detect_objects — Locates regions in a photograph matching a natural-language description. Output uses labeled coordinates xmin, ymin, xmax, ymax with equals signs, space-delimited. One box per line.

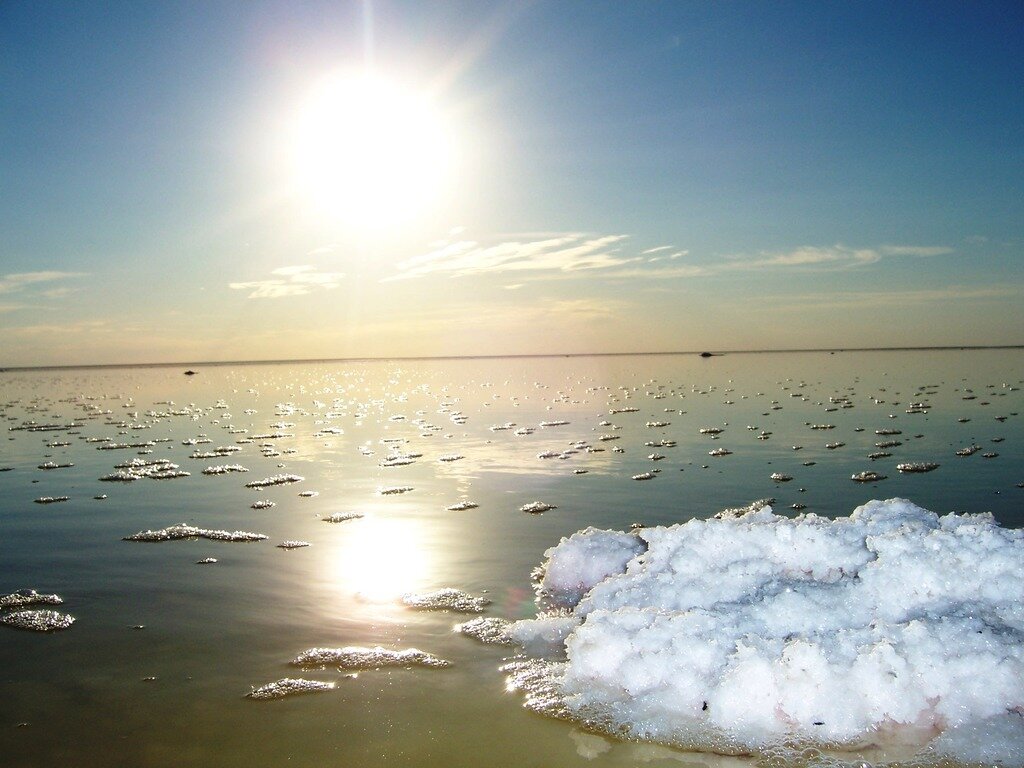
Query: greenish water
xmin=0 ymin=350 xmax=1021 ymax=767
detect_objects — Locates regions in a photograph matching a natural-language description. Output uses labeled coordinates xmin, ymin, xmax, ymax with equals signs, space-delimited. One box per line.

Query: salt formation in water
xmin=276 ymin=540 xmax=310 ymax=549
xmin=245 ymin=474 xmax=303 ymax=488
xmin=402 ymin=588 xmax=490 ymax=613
xmin=247 ymin=678 xmax=335 ymax=700
xmin=897 ymin=462 xmax=940 ymax=473
xmin=851 ymin=471 xmax=886 ymax=482
xmin=323 ymin=512 xmax=363 ymax=523
xmin=33 ymin=496 xmax=68 ymax=504
xmin=123 ymin=524 xmax=268 ymax=542
xmin=202 ymin=464 xmax=248 ymax=475
xmin=378 ymin=486 xmax=414 ymax=495
xmin=251 ymin=500 xmax=275 ymax=509
xmin=454 ymin=616 xmax=513 ymax=645
xmin=0 ymin=589 xmax=63 ymax=609
xmin=508 ymin=499 xmax=1024 ymax=761
xmin=446 ymin=501 xmax=478 ymax=511
xmin=521 ymin=501 xmax=557 ymax=514
xmin=0 ymin=609 xmax=76 ymax=632
xmin=290 ymin=646 xmax=451 ymax=670
xmin=100 ymin=458 xmax=189 ymax=482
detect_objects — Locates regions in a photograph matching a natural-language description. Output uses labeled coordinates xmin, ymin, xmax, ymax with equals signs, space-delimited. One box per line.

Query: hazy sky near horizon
xmin=2 ymin=0 xmax=1022 ymax=366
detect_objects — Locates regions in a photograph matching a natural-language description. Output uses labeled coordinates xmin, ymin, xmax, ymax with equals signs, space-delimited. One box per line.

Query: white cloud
xmin=383 ymin=234 xmax=954 ymax=285
xmin=385 ymin=234 xmax=637 ymax=281
xmin=0 ymin=270 xmax=86 ymax=295
xmin=229 ymin=265 xmax=345 ymax=299
xmin=734 ymin=245 xmax=881 ymax=270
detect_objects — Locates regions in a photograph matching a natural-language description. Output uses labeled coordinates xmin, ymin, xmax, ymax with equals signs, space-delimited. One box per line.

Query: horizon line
xmin=2 ymin=344 xmax=1022 ymax=374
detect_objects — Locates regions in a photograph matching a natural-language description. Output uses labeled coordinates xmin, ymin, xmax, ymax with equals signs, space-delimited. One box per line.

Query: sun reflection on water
xmin=330 ymin=512 xmax=436 ymax=610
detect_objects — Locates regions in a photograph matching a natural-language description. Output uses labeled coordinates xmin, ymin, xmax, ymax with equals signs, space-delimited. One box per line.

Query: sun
xmin=290 ymin=70 xmax=456 ymax=231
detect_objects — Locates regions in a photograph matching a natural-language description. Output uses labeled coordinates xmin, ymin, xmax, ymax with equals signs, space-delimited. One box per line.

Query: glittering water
xmin=0 ymin=350 xmax=1021 ymax=767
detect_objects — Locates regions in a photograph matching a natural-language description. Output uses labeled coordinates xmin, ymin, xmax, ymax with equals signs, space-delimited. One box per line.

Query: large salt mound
xmin=509 ymin=498 xmax=1024 ymax=762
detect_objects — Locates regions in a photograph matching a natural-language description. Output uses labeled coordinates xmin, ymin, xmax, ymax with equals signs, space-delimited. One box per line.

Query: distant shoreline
xmin=2 ymin=345 xmax=1022 ymax=374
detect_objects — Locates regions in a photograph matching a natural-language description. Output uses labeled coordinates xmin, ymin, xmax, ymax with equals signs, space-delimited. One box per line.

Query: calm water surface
xmin=1 ymin=350 xmax=1021 ymax=767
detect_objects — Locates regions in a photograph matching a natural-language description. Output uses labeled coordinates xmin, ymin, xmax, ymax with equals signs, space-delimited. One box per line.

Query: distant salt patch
xmin=247 ymin=678 xmax=335 ymax=700
xmin=123 ymin=524 xmax=268 ymax=542
xmin=521 ymin=501 xmax=556 ymax=514
xmin=322 ymin=512 xmax=363 ymax=523
xmin=202 ymin=464 xmax=249 ymax=475
xmin=506 ymin=498 xmax=1024 ymax=760
xmin=245 ymin=474 xmax=303 ymax=489
xmin=33 ymin=496 xmax=69 ymax=504
xmin=251 ymin=500 xmax=275 ymax=509
xmin=276 ymin=540 xmax=310 ymax=549
xmin=402 ymin=588 xmax=490 ymax=613
xmin=446 ymin=501 xmax=478 ymax=511
xmin=378 ymin=486 xmax=414 ymax=496
xmin=101 ymin=458 xmax=189 ymax=482
xmin=290 ymin=646 xmax=450 ymax=670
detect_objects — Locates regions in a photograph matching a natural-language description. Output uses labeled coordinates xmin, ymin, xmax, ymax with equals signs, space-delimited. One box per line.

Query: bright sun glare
xmin=290 ymin=71 xmax=455 ymax=231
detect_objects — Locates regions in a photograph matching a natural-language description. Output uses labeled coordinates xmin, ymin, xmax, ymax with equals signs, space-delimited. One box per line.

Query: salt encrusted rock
xmin=0 ymin=609 xmax=75 ymax=632
xmin=247 ymin=678 xmax=335 ymax=700
xmin=402 ymin=588 xmax=490 ymax=613
xmin=290 ymin=646 xmax=451 ymax=670
xmin=123 ymin=524 xmax=268 ymax=542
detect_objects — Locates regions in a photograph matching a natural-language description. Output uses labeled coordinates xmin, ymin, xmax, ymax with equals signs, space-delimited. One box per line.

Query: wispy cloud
xmin=774 ymin=285 xmax=1021 ymax=310
xmin=385 ymin=233 xmax=952 ymax=285
xmin=229 ymin=265 xmax=345 ymax=299
xmin=385 ymin=234 xmax=637 ymax=281
xmin=0 ymin=270 xmax=86 ymax=295
xmin=732 ymin=245 xmax=881 ymax=269
xmin=879 ymin=245 xmax=954 ymax=257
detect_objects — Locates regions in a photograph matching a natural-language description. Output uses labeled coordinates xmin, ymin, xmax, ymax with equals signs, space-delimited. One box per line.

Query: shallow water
xmin=0 ymin=350 xmax=1021 ymax=767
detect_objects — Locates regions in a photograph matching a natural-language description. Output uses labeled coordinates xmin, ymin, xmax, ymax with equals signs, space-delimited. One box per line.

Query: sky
xmin=1 ymin=0 xmax=1022 ymax=367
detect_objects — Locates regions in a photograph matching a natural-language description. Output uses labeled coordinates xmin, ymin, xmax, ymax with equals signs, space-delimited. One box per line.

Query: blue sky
xmin=1 ymin=1 xmax=1021 ymax=366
